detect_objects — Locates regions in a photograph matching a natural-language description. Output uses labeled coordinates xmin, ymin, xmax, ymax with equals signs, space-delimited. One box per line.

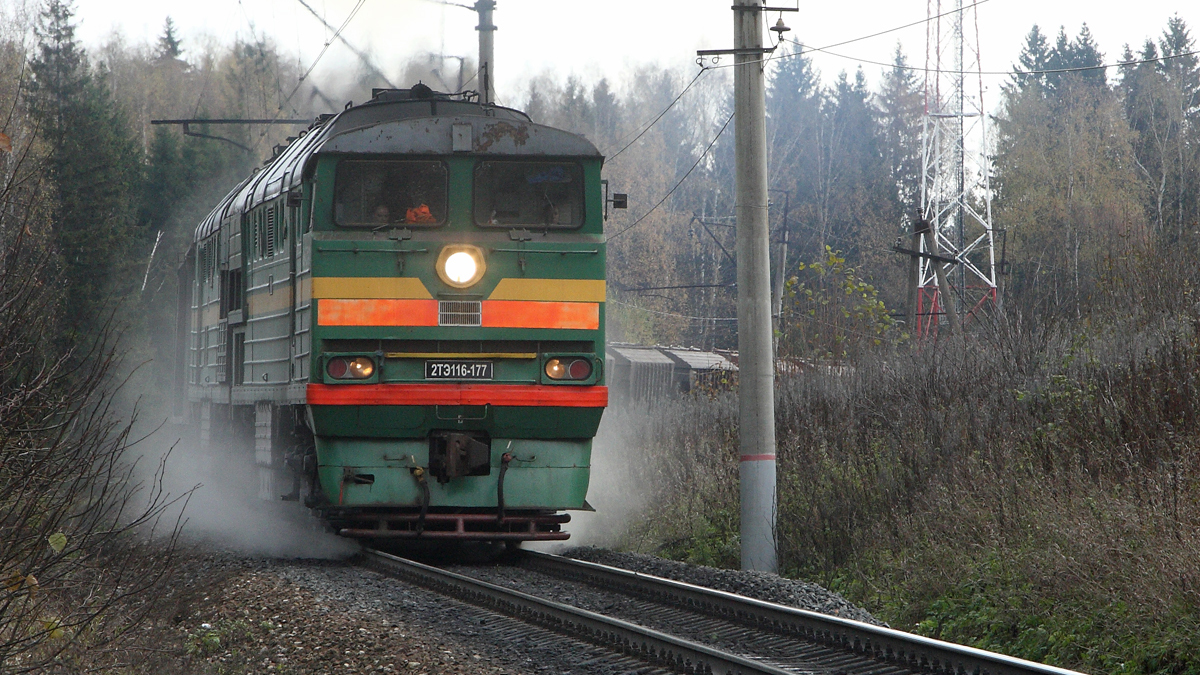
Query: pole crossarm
xmin=697 ymin=47 xmax=776 ymax=56
xmin=149 ymin=119 xmax=313 ymax=152
xmin=150 ymin=119 xmax=312 ymax=125
xmin=892 ymin=244 xmax=959 ymax=266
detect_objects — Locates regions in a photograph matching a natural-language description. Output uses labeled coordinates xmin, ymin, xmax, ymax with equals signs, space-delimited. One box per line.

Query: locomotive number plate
xmin=425 ymin=360 xmax=493 ymax=380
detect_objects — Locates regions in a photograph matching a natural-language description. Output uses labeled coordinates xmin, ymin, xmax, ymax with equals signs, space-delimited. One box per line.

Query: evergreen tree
xmin=156 ymin=17 xmax=183 ymax=61
xmin=766 ymin=46 xmax=822 ymax=243
xmin=29 ymin=0 xmax=87 ymax=146
xmin=1063 ymin=23 xmax=1106 ymax=87
xmin=141 ymin=126 xmax=185 ymax=231
xmin=876 ymin=44 xmax=923 ymax=212
xmin=1013 ymin=25 xmax=1052 ymax=91
xmin=29 ymin=0 xmax=142 ymax=341
xmin=592 ymin=78 xmax=620 ymax=146
xmin=1120 ymin=17 xmax=1200 ymax=237
xmin=1014 ymin=24 xmax=1106 ymax=94
xmin=1158 ymin=15 xmax=1199 ymax=99
xmin=996 ymin=32 xmax=1142 ymax=316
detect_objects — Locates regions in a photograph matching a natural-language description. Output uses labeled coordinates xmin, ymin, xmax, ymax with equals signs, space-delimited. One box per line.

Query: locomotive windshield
xmin=334 ymin=160 xmax=448 ymax=227
xmin=473 ymin=161 xmax=584 ymax=228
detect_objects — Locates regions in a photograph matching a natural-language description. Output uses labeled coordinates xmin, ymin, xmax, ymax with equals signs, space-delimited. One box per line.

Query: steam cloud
xmin=143 ymin=428 xmax=358 ymax=559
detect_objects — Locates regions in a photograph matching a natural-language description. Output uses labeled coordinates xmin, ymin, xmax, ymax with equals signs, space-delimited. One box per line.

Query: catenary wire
xmin=294 ymin=0 xmax=399 ymax=88
xmin=614 ymin=282 xmax=736 ymax=292
xmin=805 ymin=0 xmax=991 ymax=55
xmin=261 ymin=0 xmax=366 ymax=131
xmin=610 ymin=299 xmax=738 ymax=322
xmin=607 ymin=111 xmax=735 ymax=241
xmin=793 ymin=38 xmax=1200 ymax=77
xmin=704 ymin=0 xmax=1200 ymax=79
xmin=603 ymin=67 xmax=711 ymax=161
xmin=612 ymin=3 xmax=989 ymax=160
xmin=702 ymin=0 xmax=993 ymax=71
xmin=611 ymin=297 xmax=902 ymax=344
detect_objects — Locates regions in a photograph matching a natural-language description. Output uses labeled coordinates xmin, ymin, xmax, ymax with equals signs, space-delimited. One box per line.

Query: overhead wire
xmin=799 ymin=0 xmax=991 ymax=55
xmin=264 ymin=0 xmax=366 ymax=128
xmin=610 ymin=299 xmax=738 ymax=322
xmin=691 ymin=1 xmax=1200 ymax=80
xmin=293 ymin=0 xmax=399 ymax=88
xmin=607 ymin=111 xmax=734 ymax=241
xmin=611 ymin=297 xmax=902 ymax=344
xmin=296 ymin=0 xmax=367 ymax=88
xmin=604 ymin=2 xmax=1009 ymax=250
xmin=603 ymin=67 xmax=711 ymax=161
xmin=614 ymin=282 xmax=736 ymax=292
xmin=795 ymin=39 xmax=1200 ymax=77
xmin=701 ymin=0 xmax=993 ymax=71
xmin=605 ymin=0 xmax=995 ymax=149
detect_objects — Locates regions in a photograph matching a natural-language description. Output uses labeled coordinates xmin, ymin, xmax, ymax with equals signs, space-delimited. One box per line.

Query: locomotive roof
xmin=194 ymin=90 xmax=603 ymax=242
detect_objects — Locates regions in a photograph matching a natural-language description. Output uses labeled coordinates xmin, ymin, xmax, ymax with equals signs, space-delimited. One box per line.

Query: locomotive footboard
xmin=332 ymin=510 xmax=571 ymax=540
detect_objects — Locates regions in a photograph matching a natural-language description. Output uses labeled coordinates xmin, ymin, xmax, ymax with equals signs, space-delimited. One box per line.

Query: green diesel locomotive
xmin=174 ymin=86 xmax=609 ymax=541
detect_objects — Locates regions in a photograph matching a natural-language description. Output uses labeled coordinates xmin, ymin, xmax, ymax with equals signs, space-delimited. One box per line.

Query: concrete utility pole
xmin=475 ymin=0 xmax=496 ymax=104
xmin=732 ymin=0 xmax=777 ymax=573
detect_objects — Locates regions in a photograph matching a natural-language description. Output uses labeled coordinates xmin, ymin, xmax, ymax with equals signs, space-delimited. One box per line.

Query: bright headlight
xmin=436 ymin=245 xmax=486 ymax=288
xmin=444 ymin=251 xmax=477 ymax=284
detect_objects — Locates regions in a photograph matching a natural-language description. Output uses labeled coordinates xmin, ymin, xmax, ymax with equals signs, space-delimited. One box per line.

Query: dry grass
xmin=616 ymin=308 xmax=1200 ymax=674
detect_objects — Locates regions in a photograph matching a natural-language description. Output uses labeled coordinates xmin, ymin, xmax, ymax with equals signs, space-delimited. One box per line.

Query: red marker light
xmin=327 ymin=357 xmax=349 ymax=379
xmin=567 ymin=359 xmax=592 ymax=380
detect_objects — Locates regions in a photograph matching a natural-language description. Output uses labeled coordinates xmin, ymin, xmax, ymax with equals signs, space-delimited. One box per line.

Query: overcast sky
xmin=72 ymin=0 xmax=1193 ymax=103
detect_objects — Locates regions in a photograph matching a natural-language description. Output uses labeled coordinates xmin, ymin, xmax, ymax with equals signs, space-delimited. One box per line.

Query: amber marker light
xmin=435 ymin=245 xmax=486 ymax=288
xmin=545 ymin=358 xmax=567 ymax=380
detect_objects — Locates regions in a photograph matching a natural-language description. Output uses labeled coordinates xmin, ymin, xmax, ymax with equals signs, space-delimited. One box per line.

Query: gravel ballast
xmin=170 ymin=550 xmax=671 ymax=675
xmin=136 ymin=543 xmax=882 ymax=674
xmin=168 ymin=552 xmax=525 ymax=674
xmin=441 ymin=551 xmax=887 ymax=672
xmin=558 ymin=546 xmax=882 ymax=625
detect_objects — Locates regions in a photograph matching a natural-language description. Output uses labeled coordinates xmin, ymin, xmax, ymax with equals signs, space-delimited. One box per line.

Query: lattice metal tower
xmin=916 ymin=0 xmax=997 ymax=336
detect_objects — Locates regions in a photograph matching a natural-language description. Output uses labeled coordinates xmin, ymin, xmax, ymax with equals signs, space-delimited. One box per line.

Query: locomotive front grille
xmin=438 ymin=300 xmax=482 ymax=327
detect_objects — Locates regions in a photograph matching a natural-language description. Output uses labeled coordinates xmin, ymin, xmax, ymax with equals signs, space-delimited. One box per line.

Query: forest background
xmin=2 ymin=0 xmax=1200 ymax=672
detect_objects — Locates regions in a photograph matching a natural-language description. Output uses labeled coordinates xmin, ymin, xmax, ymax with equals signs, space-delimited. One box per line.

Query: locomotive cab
xmin=180 ymin=87 xmax=607 ymax=542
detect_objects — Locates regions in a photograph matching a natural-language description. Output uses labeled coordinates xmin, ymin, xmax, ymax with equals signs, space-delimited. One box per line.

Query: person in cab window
xmin=372 ymin=204 xmax=391 ymax=224
xmin=406 ymin=203 xmax=435 ymax=224
xmin=405 ymin=185 xmax=437 ymax=224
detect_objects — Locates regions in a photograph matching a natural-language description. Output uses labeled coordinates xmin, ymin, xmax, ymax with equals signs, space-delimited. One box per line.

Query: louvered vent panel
xmin=438 ymin=301 xmax=482 ymax=327
xmin=266 ymin=209 xmax=276 ymax=258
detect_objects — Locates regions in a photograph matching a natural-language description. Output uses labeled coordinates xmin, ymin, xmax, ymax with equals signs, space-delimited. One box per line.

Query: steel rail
xmin=361 ymin=549 xmax=794 ymax=675
xmin=522 ymin=551 xmax=1088 ymax=675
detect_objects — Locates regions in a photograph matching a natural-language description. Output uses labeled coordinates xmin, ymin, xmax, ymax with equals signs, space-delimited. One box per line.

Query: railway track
xmin=360 ymin=548 xmax=1088 ymax=675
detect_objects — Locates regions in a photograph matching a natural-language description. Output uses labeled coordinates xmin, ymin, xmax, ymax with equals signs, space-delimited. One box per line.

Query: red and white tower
xmin=916 ymin=0 xmax=997 ymax=336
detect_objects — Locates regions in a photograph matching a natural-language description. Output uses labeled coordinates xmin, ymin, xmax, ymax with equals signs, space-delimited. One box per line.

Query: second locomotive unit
xmin=175 ymin=85 xmax=610 ymax=541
